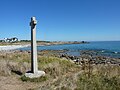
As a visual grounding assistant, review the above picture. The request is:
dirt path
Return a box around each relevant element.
[0,75,41,90]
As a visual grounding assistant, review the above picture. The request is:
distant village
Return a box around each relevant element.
[0,37,18,43]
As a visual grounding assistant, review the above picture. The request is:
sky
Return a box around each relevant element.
[0,0,120,41]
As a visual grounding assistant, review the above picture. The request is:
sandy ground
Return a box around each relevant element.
[0,75,41,90]
[0,45,29,51]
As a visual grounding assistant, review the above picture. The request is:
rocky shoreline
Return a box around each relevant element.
[1,48,120,66]
[59,53,120,65]
[36,49,120,65]
[8,49,119,66]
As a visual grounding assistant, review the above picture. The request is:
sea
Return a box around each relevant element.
[19,41,120,58]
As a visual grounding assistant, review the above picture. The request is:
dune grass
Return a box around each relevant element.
[0,51,120,90]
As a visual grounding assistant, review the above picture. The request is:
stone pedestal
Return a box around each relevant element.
[25,71,45,78]
[25,17,45,78]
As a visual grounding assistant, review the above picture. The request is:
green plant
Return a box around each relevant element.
[76,65,120,90]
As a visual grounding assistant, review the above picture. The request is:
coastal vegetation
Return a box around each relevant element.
[0,40,88,46]
[0,50,119,90]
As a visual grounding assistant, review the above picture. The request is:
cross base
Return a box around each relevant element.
[25,71,45,78]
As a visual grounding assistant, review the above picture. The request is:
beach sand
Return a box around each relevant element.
[0,45,30,51]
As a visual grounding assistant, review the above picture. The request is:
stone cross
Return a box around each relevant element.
[30,17,38,73]
[25,17,45,78]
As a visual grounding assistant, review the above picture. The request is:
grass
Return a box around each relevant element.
[75,61,120,90]
[0,51,120,90]
[76,73,120,90]
[38,56,80,79]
